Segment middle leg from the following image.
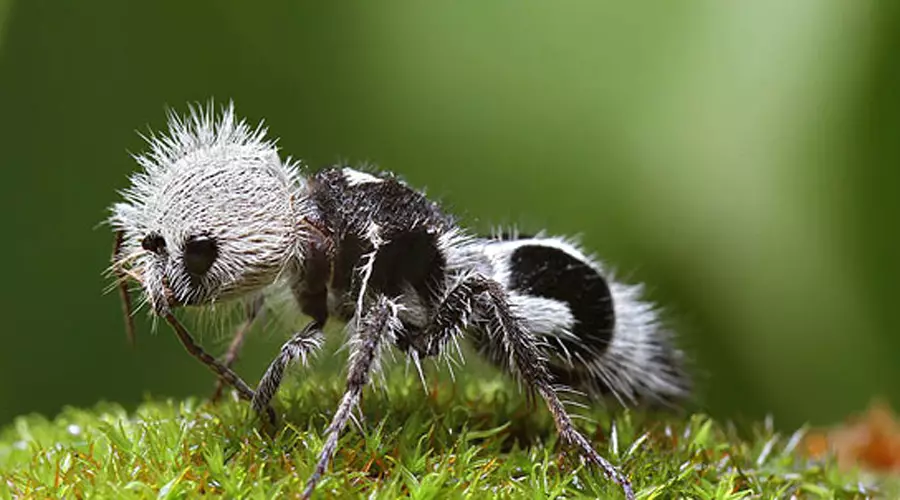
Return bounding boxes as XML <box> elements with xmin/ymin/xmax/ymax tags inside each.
<box><xmin>301</xmin><ymin>295</ymin><xmax>402</xmax><ymax>499</ymax></box>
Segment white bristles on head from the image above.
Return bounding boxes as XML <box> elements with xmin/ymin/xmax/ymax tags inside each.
<box><xmin>109</xmin><ymin>101</ymin><xmax>311</xmax><ymax>313</ymax></box>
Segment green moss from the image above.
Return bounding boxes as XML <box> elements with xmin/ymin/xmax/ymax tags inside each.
<box><xmin>0</xmin><ymin>370</ymin><xmax>889</xmax><ymax>499</ymax></box>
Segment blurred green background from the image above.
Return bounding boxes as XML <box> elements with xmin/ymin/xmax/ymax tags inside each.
<box><xmin>0</xmin><ymin>1</ymin><xmax>897</xmax><ymax>429</ymax></box>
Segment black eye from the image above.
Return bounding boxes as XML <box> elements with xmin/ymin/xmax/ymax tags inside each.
<box><xmin>184</xmin><ymin>236</ymin><xmax>218</xmax><ymax>277</ymax></box>
<box><xmin>141</xmin><ymin>232</ymin><xmax>166</xmax><ymax>254</ymax></box>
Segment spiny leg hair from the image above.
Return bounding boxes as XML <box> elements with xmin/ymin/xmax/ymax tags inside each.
<box><xmin>302</xmin><ymin>295</ymin><xmax>401</xmax><ymax>499</ymax></box>
<box><xmin>412</xmin><ymin>273</ymin><xmax>635</xmax><ymax>500</ymax></box>
<box><xmin>252</xmin><ymin>321</ymin><xmax>326</xmax><ymax>418</ymax></box>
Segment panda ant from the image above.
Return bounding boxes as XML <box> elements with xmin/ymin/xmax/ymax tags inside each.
<box><xmin>108</xmin><ymin>103</ymin><xmax>689</xmax><ymax>499</ymax></box>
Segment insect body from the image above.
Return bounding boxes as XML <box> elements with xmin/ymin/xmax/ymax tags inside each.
<box><xmin>109</xmin><ymin>103</ymin><xmax>689</xmax><ymax>500</ymax></box>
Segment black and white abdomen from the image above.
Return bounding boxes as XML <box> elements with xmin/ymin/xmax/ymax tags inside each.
<box><xmin>477</xmin><ymin>235</ymin><xmax>690</xmax><ymax>405</ymax></box>
<box><xmin>481</xmin><ymin>238</ymin><xmax>616</xmax><ymax>373</ymax></box>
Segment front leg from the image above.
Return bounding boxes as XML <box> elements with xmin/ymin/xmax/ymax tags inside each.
<box><xmin>414</xmin><ymin>273</ymin><xmax>635</xmax><ymax>500</ymax></box>
<box><xmin>302</xmin><ymin>295</ymin><xmax>402</xmax><ymax>499</ymax></box>
<box><xmin>253</xmin><ymin>245</ymin><xmax>331</xmax><ymax>419</ymax></box>
<box><xmin>251</xmin><ymin>321</ymin><xmax>326</xmax><ymax>417</ymax></box>
<box><xmin>163</xmin><ymin>312</ymin><xmax>277</xmax><ymax>426</ymax></box>
<box><xmin>212</xmin><ymin>296</ymin><xmax>266</xmax><ymax>401</ymax></box>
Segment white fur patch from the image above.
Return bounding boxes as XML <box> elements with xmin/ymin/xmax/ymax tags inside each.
<box><xmin>343</xmin><ymin>168</ymin><xmax>384</xmax><ymax>186</ymax></box>
<box><xmin>508</xmin><ymin>293</ymin><xmax>576</xmax><ymax>339</ymax></box>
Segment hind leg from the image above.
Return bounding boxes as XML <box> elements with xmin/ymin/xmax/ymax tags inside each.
<box><xmin>412</xmin><ymin>273</ymin><xmax>634</xmax><ymax>500</ymax></box>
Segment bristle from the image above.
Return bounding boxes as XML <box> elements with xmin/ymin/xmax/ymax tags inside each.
<box><xmin>106</xmin><ymin>101</ymin><xmax>310</xmax><ymax>312</ymax></box>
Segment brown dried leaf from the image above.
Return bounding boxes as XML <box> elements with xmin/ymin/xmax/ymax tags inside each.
<box><xmin>804</xmin><ymin>400</ymin><xmax>900</xmax><ymax>474</ymax></box>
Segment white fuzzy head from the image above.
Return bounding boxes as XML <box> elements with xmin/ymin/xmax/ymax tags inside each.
<box><xmin>109</xmin><ymin>102</ymin><xmax>309</xmax><ymax>313</ymax></box>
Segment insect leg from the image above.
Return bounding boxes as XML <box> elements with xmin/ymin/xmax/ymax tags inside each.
<box><xmin>407</xmin><ymin>272</ymin><xmax>477</xmax><ymax>358</ymax></box>
<box><xmin>162</xmin><ymin>312</ymin><xmax>276</xmax><ymax>426</ymax></box>
<box><xmin>419</xmin><ymin>273</ymin><xmax>635</xmax><ymax>500</ymax></box>
<box><xmin>301</xmin><ymin>295</ymin><xmax>401</xmax><ymax>500</ymax></box>
<box><xmin>212</xmin><ymin>296</ymin><xmax>266</xmax><ymax>401</ymax></box>
<box><xmin>251</xmin><ymin>320</ymin><xmax>325</xmax><ymax>417</ymax></box>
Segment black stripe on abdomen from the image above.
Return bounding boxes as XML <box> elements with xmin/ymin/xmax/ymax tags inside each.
<box><xmin>507</xmin><ymin>244</ymin><xmax>615</xmax><ymax>357</ymax></box>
